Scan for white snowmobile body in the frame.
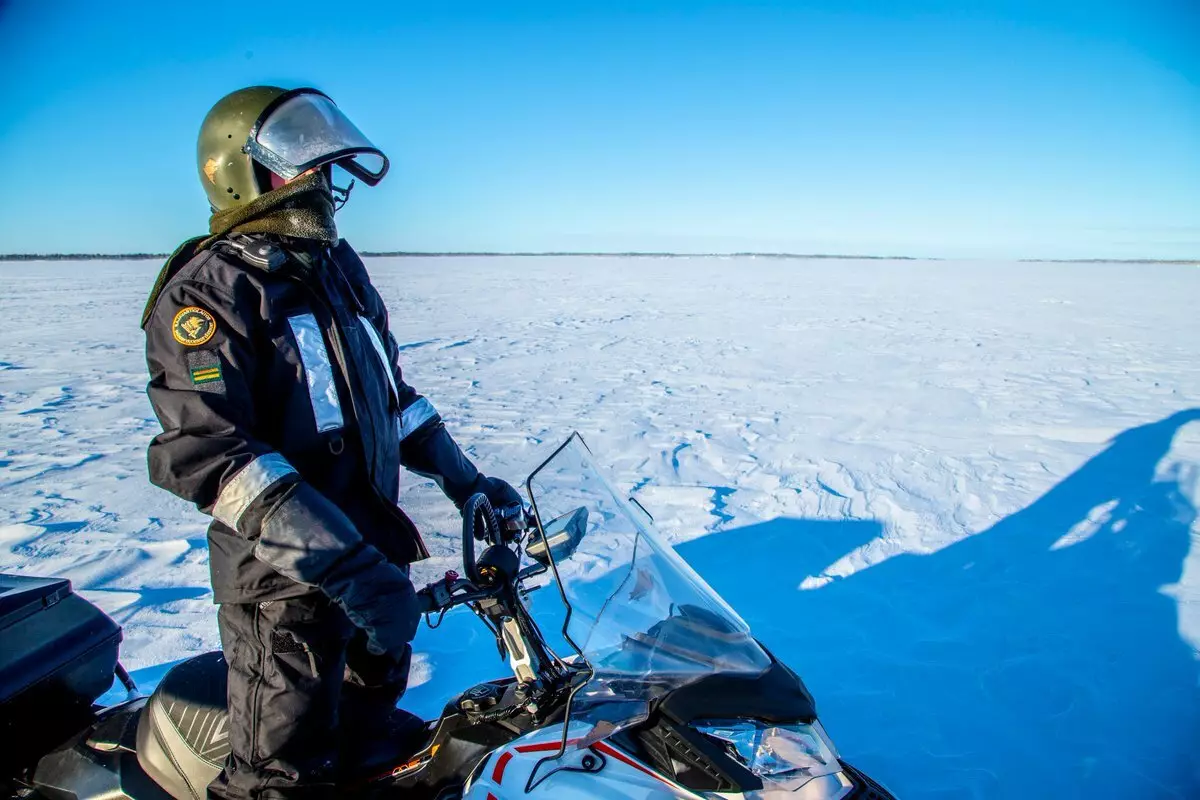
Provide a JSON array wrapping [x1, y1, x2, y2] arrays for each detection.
[[460, 724, 861, 800]]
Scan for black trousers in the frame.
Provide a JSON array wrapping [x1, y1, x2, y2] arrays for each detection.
[[207, 591, 413, 800]]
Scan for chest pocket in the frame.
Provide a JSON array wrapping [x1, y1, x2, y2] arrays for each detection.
[[287, 313, 345, 433], [357, 315, 398, 408]]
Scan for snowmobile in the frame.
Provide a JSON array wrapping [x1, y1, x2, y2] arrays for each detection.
[[2, 434, 897, 800]]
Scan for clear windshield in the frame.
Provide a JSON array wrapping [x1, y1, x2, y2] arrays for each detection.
[[524, 436, 771, 745]]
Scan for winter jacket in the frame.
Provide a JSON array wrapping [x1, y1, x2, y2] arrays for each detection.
[[144, 235, 463, 603]]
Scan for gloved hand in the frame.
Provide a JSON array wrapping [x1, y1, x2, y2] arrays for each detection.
[[467, 476, 529, 541], [471, 475, 523, 515], [253, 482, 420, 660], [321, 546, 419, 659]]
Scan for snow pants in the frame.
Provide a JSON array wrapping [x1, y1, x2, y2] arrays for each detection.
[[207, 591, 413, 800]]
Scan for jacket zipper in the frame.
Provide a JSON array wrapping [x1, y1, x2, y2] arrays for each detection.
[[326, 248, 367, 314], [282, 256, 430, 560]]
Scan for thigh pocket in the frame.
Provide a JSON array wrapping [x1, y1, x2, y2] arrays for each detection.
[[270, 630, 322, 680], [262, 594, 351, 688]]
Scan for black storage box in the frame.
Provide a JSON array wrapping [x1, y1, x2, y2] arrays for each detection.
[[0, 574, 121, 724]]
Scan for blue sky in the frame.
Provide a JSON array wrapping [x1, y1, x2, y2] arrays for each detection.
[[0, 0, 1196, 258]]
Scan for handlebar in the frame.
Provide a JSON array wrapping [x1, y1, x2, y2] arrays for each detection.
[[419, 492, 536, 616], [417, 495, 571, 705], [460, 493, 535, 583], [417, 571, 487, 615]]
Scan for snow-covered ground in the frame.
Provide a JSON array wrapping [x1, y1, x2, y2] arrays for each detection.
[[2, 256, 1198, 798]]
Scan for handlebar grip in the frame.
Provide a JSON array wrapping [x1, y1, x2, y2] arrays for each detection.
[[461, 493, 498, 582], [416, 587, 439, 615], [418, 573, 459, 614]]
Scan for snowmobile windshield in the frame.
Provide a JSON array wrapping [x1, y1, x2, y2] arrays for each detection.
[[245, 89, 389, 185], [523, 435, 771, 746]]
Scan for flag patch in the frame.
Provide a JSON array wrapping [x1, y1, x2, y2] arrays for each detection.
[[186, 350, 226, 393], [191, 366, 222, 384]]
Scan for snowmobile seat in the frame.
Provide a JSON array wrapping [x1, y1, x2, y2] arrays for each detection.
[[135, 650, 229, 800], [135, 651, 431, 799]]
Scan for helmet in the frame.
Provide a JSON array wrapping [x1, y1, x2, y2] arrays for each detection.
[[197, 86, 389, 211]]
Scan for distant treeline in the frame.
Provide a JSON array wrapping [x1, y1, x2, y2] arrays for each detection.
[[1, 252, 1194, 264], [358, 251, 928, 260], [0, 251, 925, 261]]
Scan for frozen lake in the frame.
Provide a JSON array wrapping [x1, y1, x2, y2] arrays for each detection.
[[2, 255, 1198, 797]]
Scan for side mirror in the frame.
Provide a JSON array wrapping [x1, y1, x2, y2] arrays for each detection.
[[527, 506, 588, 566]]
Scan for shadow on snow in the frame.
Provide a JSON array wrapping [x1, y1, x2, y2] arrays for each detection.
[[678, 409, 1200, 799], [110, 411, 1200, 799]]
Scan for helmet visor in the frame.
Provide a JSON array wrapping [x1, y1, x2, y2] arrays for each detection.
[[247, 91, 389, 185]]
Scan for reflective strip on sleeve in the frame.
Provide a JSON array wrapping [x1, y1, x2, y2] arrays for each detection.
[[212, 453, 298, 531], [287, 313, 345, 433], [357, 315, 398, 404], [399, 397, 439, 441]]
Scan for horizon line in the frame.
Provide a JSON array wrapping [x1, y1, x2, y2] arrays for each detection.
[[0, 251, 1196, 265]]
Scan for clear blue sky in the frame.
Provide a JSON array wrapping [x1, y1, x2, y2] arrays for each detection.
[[0, 0, 1196, 258]]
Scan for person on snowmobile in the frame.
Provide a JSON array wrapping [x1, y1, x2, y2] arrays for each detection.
[[142, 85, 523, 799]]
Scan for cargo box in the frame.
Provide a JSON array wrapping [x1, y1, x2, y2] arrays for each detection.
[[0, 574, 121, 725]]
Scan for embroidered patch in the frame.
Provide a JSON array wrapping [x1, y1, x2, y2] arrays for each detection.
[[186, 350, 226, 394], [191, 365, 222, 385], [172, 306, 217, 346]]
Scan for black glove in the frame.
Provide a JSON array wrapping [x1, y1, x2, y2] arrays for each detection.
[[470, 476, 528, 540], [254, 483, 419, 659], [322, 548, 418, 659], [471, 475, 522, 514]]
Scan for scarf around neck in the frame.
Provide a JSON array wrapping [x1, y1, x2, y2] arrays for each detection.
[[199, 170, 338, 250]]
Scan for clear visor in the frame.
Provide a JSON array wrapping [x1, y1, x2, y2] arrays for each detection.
[[249, 92, 389, 185]]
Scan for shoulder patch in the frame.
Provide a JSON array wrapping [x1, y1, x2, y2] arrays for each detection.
[[172, 306, 217, 346], [186, 350, 226, 393]]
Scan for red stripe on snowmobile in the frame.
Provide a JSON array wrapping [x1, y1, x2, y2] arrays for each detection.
[[487, 794, 498, 800], [492, 751, 514, 784], [592, 742, 674, 787], [514, 738, 581, 753]]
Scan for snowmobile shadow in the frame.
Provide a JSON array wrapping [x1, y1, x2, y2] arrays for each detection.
[[678, 409, 1200, 799]]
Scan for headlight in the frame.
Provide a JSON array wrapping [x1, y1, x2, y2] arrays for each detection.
[[694, 719, 849, 798]]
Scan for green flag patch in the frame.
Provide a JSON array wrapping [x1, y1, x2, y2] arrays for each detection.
[[190, 366, 222, 384], [186, 350, 226, 393]]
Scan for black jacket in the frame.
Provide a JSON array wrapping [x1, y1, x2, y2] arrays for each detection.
[[144, 235, 464, 603]]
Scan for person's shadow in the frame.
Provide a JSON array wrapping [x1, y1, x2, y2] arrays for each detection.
[[678, 409, 1200, 799]]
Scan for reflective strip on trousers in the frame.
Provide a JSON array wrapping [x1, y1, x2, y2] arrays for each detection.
[[287, 313, 345, 433], [357, 315, 398, 405], [212, 453, 298, 531], [399, 397, 438, 441]]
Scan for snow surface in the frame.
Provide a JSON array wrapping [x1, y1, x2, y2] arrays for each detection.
[[2, 256, 1198, 798]]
